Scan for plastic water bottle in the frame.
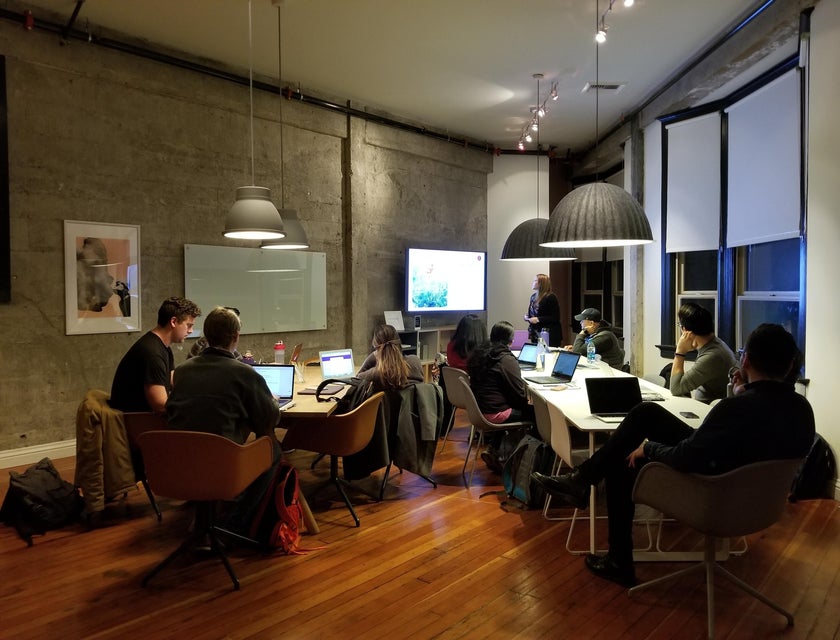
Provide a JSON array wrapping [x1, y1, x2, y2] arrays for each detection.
[[539, 329, 549, 347], [586, 337, 596, 364], [536, 333, 547, 370], [274, 340, 285, 364]]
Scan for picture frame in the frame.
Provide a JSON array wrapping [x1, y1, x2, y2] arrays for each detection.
[[64, 220, 141, 335]]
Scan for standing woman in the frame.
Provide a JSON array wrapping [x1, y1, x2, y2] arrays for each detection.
[[524, 273, 562, 346], [357, 324, 424, 391]]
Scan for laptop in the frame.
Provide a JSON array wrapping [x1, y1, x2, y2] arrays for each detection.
[[511, 329, 529, 351], [585, 377, 643, 423], [318, 348, 356, 381], [252, 364, 296, 410], [517, 342, 539, 370], [524, 350, 580, 385]]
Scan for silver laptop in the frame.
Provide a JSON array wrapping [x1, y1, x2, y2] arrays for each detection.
[[517, 342, 539, 370], [585, 377, 643, 423], [524, 351, 580, 385], [319, 348, 356, 381], [252, 364, 296, 410]]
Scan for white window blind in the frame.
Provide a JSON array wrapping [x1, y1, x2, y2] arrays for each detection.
[[726, 69, 801, 248], [665, 112, 721, 253]]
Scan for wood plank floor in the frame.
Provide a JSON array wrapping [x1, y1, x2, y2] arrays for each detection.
[[2, 412, 839, 640]]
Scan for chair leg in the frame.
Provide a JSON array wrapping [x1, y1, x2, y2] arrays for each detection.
[[310, 453, 326, 470], [379, 462, 393, 501], [439, 410, 456, 453], [331, 456, 360, 527], [464, 431, 484, 488], [141, 479, 162, 522], [715, 564, 794, 626]]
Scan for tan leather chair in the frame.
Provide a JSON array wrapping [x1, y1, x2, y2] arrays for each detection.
[[137, 430, 275, 590], [122, 412, 167, 521], [629, 458, 804, 639], [457, 378, 532, 488], [282, 392, 384, 527], [439, 366, 469, 452]]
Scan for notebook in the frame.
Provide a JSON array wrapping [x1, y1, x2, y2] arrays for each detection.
[[585, 377, 643, 423], [318, 348, 356, 381], [517, 342, 539, 370], [524, 351, 580, 385], [252, 364, 296, 410]]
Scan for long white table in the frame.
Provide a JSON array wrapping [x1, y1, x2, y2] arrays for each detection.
[[525, 356, 714, 561]]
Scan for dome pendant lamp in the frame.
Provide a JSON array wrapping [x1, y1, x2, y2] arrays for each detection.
[[541, 0, 652, 249], [224, 0, 285, 241]]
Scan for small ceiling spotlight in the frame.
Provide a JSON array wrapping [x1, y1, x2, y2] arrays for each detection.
[[595, 28, 607, 43]]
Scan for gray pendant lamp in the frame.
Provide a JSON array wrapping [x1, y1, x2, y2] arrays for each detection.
[[501, 74, 576, 262], [541, 0, 652, 249], [224, 0, 285, 241], [261, 0, 310, 250]]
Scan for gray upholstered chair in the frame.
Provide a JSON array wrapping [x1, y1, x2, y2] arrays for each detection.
[[439, 366, 470, 452], [629, 458, 803, 639]]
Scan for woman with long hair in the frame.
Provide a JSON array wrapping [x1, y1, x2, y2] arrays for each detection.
[[524, 273, 562, 346], [357, 324, 424, 390], [446, 314, 487, 370]]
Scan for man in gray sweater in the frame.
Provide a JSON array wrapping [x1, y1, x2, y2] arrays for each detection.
[[669, 303, 738, 403]]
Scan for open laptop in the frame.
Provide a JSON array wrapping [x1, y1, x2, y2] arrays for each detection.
[[511, 329, 529, 351], [517, 342, 539, 370], [252, 364, 296, 410], [585, 377, 643, 423], [524, 350, 580, 385], [318, 348, 356, 381]]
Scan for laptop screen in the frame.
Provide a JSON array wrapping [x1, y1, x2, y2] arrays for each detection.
[[551, 351, 580, 381], [518, 343, 538, 366], [585, 377, 643, 416], [252, 364, 295, 399], [319, 349, 355, 379]]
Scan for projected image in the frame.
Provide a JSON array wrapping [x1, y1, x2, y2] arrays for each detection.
[[406, 248, 486, 313]]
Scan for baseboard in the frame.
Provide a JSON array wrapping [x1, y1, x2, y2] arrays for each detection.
[[0, 439, 76, 469]]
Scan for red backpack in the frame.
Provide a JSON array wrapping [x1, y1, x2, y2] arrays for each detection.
[[248, 460, 306, 554]]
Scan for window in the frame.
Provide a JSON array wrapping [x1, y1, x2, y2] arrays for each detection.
[[612, 260, 624, 331], [677, 250, 718, 330]]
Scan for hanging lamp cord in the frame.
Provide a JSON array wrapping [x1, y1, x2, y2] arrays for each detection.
[[248, 0, 255, 185]]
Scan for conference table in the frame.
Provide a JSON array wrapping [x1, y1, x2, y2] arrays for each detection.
[[525, 354, 714, 561]]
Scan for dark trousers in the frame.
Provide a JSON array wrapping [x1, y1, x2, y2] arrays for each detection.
[[577, 402, 693, 565]]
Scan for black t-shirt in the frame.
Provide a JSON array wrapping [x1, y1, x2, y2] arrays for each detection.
[[110, 331, 173, 412]]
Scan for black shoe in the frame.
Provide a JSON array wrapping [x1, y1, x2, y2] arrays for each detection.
[[584, 553, 636, 587], [480, 450, 503, 474], [530, 470, 590, 509]]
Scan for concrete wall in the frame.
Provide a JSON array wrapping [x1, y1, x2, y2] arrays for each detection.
[[0, 19, 490, 457]]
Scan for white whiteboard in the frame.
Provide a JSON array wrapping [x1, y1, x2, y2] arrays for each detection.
[[184, 244, 327, 336]]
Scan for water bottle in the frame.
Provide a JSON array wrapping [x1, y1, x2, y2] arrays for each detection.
[[274, 340, 285, 364], [536, 333, 547, 370], [539, 329, 549, 347], [586, 337, 596, 364]]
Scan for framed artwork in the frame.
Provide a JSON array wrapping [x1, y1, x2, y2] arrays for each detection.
[[64, 220, 141, 335]]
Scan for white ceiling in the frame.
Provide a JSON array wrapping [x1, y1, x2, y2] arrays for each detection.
[[16, 0, 768, 153]]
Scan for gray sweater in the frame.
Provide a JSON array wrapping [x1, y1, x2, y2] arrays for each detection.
[[669, 336, 738, 404]]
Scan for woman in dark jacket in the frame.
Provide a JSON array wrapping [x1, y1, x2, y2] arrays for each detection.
[[524, 273, 562, 346]]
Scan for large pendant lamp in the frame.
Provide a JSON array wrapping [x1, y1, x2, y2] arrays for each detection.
[[224, 0, 285, 240], [261, 0, 310, 250], [501, 74, 576, 262], [541, 0, 652, 249]]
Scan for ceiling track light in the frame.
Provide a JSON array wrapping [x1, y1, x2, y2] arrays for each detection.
[[594, 0, 634, 42], [516, 73, 558, 151]]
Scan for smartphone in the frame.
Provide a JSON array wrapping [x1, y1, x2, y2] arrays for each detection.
[[679, 411, 700, 419]]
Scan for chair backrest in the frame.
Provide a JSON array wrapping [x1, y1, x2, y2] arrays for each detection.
[[632, 458, 804, 538], [122, 412, 167, 447], [458, 377, 497, 431], [530, 390, 573, 466], [441, 366, 469, 410], [281, 391, 385, 457], [137, 431, 274, 502]]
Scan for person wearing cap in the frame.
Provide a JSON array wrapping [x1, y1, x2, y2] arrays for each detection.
[[669, 302, 738, 403], [564, 307, 625, 369]]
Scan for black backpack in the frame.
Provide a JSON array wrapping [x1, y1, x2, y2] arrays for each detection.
[[0, 457, 84, 545], [502, 434, 555, 509], [316, 377, 373, 415], [789, 434, 837, 502]]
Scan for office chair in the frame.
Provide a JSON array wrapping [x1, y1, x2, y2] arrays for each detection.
[[629, 458, 803, 640], [457, 378, 532, 488], [282, 392, 385, 527], [122, 411, 167, 521], [137, 430, 275, 590], [439, 366, 470, 452]]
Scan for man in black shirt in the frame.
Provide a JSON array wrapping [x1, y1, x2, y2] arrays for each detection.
[[533, 323, 815, 587], [110, 296, 201, 413]]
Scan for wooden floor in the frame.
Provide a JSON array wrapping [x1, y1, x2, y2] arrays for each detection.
[[2, 413, 840, 640]]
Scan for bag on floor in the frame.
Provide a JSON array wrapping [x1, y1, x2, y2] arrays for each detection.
[[502, 435, 554, 509], [0, 457, 84, 545], [789, 433, 837, 502], [316, 377, 373, 415], [248, 459, 306, 554]]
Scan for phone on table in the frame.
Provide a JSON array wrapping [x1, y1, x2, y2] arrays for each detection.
[[679, 411, 700, 419]]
